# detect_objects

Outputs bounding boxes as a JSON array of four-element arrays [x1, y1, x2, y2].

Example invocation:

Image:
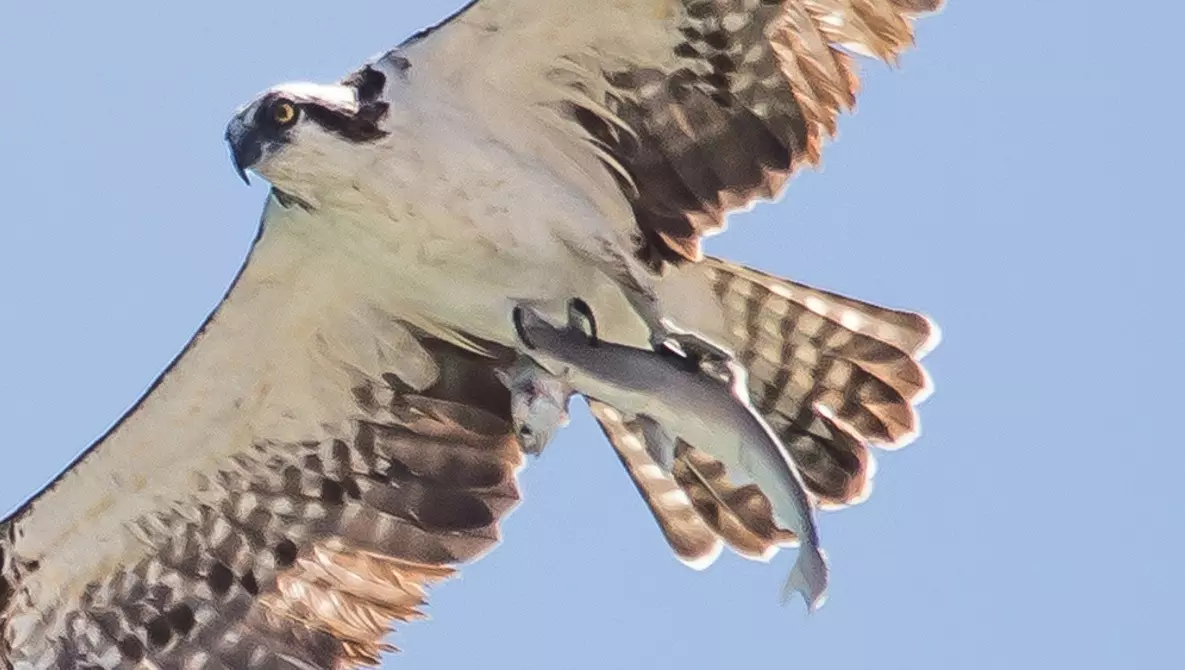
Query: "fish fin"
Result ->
[[782, 546, 830, 612]]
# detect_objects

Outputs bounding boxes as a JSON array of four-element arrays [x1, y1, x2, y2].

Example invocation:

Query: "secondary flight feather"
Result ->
[[0, 1, 944, 667]]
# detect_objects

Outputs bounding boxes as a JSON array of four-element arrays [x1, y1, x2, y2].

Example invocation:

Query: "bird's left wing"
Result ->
[[0, 197, 524, 669], [400, 0, 942, 265]]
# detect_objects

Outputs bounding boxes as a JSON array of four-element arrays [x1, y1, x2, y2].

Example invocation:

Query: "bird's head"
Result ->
[[224, 61, 397, 208]]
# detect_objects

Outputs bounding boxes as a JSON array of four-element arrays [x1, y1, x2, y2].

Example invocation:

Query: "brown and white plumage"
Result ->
[[402, 0, 943, 266], [599, 258, 938, 565], [0, 200, 527, 668], [2, 0, 943, 667]]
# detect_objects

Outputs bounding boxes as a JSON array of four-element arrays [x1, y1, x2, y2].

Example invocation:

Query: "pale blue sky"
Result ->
[[0, 2, 1180, 668]]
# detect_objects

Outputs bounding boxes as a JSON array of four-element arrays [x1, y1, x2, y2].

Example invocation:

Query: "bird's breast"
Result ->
[[291, 112, 647, 350]]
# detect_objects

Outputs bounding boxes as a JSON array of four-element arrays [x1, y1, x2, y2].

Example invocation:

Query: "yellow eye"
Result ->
[[272, 100, 297, 126]]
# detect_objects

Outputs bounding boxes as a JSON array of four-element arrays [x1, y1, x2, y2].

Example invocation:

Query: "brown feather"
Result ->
[[588, 401, 723, 566], [594, 256, 936, 560], [590, 403, 797, 568], [703, 257, 936, 506], [553, 0, 944, 265], [0, 338, 524, 670]]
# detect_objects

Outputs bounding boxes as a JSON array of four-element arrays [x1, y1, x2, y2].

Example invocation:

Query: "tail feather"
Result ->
[[771, 407, 874, 508], [590, 403, 797, 568], [745, 350, 916, 445], [589, 401, 723, 568], [616, 255, 937, 565], [701, 258, 940, 358], [696, 256, 937, 502], [672, 444, 799, 561]]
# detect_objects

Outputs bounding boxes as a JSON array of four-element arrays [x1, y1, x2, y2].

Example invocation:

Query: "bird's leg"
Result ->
[[628, 286, 736, 366], [582, 236, 735, 364]]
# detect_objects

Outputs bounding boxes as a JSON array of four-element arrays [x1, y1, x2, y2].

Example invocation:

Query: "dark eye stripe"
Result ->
[[300, 102, 390, 143], [343, 65, 388, 103]]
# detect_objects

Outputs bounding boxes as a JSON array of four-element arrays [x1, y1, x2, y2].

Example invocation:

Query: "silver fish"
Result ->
[[513, 301, 829, 610], [495, 356, 573, 456]]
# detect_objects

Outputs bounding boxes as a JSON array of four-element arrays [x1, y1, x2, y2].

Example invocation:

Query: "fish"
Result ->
[[512, 300, 830, 611], [495, 357, 573, 456]]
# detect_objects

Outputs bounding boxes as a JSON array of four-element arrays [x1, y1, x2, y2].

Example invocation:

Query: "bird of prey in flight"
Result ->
[[0, 1, 944, 667]]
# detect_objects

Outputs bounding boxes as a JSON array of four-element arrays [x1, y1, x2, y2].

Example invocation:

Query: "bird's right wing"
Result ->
[[399, 0, 944, 265], [1, 195, 524, 670]]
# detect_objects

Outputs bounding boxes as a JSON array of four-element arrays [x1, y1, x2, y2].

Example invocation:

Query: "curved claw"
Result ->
[[666, 332, 734, 365], [658, 342, 699, 372], [566, 298, 598, 345], [511, 305, 537, 350]]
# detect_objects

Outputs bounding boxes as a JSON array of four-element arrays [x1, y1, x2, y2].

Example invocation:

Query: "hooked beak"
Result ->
[[225, 116, 261, 185]]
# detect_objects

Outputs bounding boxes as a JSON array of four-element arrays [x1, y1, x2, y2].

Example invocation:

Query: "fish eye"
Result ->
[[270, 99, 298, 127]]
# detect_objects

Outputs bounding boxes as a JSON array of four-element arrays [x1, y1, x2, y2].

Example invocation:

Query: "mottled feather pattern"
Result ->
[[0, 0, 948, 664], [705, 258, 936, 505], [588, 401, 724, 566], [670, 443, 799, 559], [594, 257, 935, 561], [0, 340, 522, 670], [563, 0, 942, 264], [591, 402, 797, 566]]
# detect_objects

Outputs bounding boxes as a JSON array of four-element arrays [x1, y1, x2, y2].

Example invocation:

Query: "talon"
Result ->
[[512, 305, 537, 350], [668, 332, 734, 365], [567, 298, 598, 345], [646, 331, 698, 373], [648, 327, 676, 353]]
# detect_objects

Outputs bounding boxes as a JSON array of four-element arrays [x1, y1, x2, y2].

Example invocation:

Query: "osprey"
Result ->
[[0, 0, 943, 667]]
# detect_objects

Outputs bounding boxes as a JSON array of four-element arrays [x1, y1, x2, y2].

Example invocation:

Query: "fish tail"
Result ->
[[782, 546, 829, 612]]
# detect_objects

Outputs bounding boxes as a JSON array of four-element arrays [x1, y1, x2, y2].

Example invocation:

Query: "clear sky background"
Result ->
[[0, 2, 1180, 669]]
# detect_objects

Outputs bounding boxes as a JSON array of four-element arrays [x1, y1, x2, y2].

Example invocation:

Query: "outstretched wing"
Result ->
[[403, 0, 943, 265], [0, 196, 524, 669]]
